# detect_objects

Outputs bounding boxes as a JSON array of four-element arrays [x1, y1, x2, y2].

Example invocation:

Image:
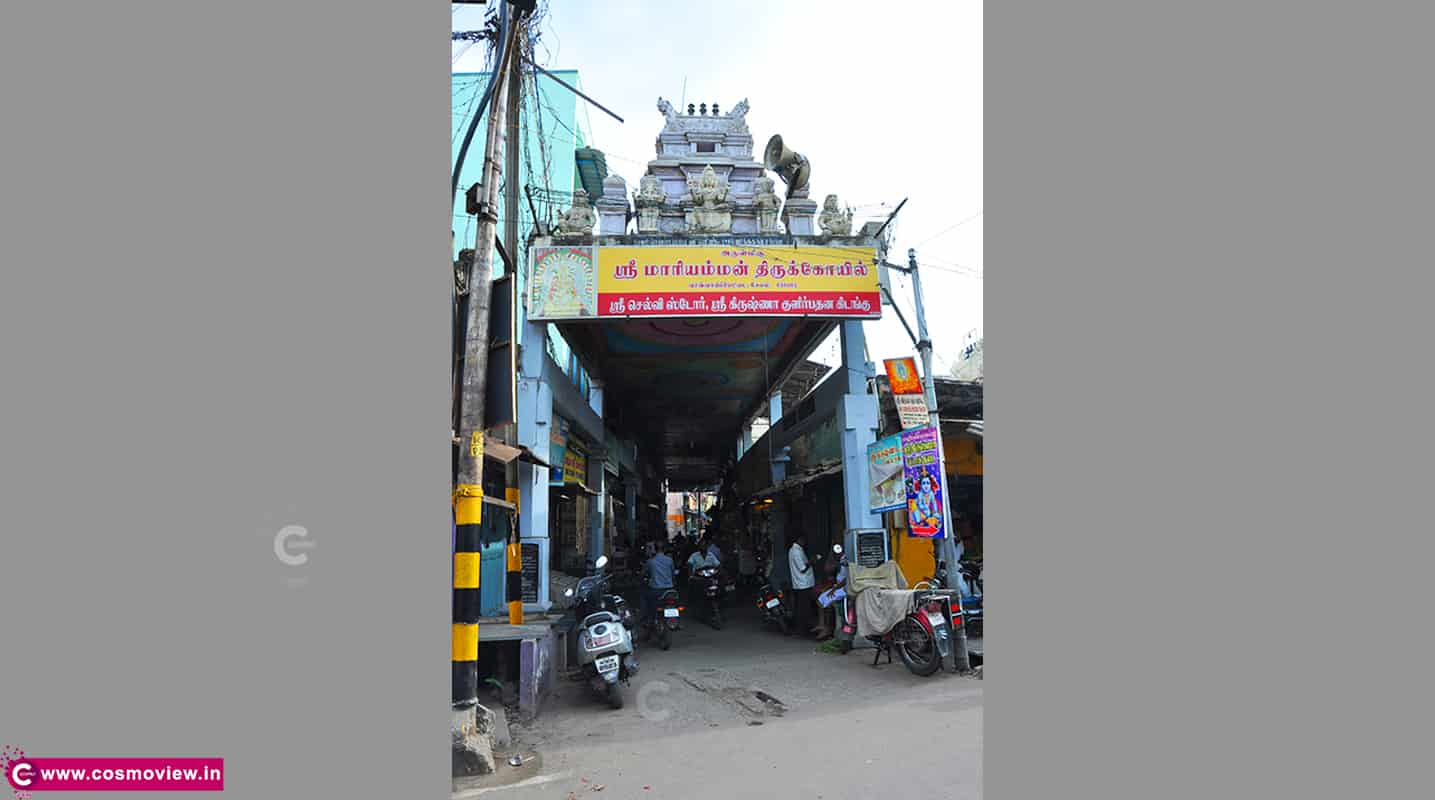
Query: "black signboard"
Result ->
[[855, 529, 888, 568], [520, 542, 540, 604]]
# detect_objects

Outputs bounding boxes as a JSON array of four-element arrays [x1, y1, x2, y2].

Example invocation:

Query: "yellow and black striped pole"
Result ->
[[505, 488, 524, 624], [506, 538, 523, 624], [453, 469, 483, 706]]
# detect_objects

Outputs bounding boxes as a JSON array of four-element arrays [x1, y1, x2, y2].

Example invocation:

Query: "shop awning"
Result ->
[[483, 439, 553, 469], [563, 480, 600, 496], [753, 461, 844, 498], [481, 495, 517, 512]]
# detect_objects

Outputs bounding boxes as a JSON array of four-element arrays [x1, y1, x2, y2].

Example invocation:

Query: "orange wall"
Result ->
[[943, 436, 983, 476]]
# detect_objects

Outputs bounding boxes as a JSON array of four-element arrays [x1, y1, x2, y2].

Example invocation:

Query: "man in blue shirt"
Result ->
[[641, 539, 675, 634]]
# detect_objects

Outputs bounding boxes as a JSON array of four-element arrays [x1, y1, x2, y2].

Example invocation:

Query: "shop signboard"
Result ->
[[519, 542, 540, 604], [549, 420, 568, 487], [563, 442, 588, 486], [867, 433, 906, 513], [901, 425, 947, 539], [527, 243, 881, 321], [884, 356, 930, 430]]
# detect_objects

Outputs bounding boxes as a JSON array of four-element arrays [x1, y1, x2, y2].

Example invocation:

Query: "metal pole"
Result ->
[[908, 248, 972, 673], [454, 13, 519, 709]]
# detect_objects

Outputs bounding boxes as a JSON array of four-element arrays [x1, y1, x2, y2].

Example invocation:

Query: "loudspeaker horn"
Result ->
[[763, 134, 811, 199]]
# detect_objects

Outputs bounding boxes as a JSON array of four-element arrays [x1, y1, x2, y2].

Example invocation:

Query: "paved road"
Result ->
[[454, 602, 982, 799]]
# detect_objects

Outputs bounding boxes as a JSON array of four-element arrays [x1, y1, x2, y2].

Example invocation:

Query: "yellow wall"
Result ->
[[888, 513, 937, 585], [944, 436, 983, 476]]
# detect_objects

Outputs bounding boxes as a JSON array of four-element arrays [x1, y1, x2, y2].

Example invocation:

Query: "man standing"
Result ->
[[641, 540, 675, 636], [788, 533, 815, 636]]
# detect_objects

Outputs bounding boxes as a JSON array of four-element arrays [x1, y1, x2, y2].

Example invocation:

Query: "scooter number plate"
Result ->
[[765, 598, 781, 609], [595, 655, 619, 674], [663, 608, 680, 618]]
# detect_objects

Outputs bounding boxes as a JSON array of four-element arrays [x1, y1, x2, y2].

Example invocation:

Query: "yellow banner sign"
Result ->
[[528, 244, 880, 320]]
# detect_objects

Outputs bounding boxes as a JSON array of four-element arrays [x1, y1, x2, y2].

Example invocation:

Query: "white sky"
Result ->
[[454, 0, 982, 376]]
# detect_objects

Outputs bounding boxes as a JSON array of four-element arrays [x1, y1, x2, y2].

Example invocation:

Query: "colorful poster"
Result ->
[[548, 421, 567, 487], [563, 442, 588, 485], [867, 433, 906, 513], [884, 357, 923, 394], [885, 357, 931, 430], [528, 243, 881, 320], [529, 246, 598, 320], [901, 426, 946, 539]]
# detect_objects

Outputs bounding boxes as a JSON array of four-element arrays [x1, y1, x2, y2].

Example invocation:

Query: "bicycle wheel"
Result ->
[[895, 618, 942, 676]]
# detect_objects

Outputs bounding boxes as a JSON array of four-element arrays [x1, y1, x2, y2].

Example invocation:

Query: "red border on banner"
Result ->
[[596, 291, 881, 318]]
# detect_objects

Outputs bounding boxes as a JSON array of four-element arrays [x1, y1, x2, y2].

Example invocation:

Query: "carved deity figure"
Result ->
[[727, 98, 750, 118], [555, 190, 596, 236], [656, 96, 678, 123], [753, 176, 782, 234], [683, 165, 732, 234], [818, 193, 853, 237], [634, 174, 665, 234]]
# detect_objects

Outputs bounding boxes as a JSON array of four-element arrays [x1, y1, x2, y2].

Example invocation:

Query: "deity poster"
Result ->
[[901, 425, 946, 539]]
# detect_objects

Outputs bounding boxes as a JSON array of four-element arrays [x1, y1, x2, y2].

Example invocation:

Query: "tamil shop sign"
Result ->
[[527, 244, 881, 320], [884, 356, 931, 430], [562, 441, 588, 485], [866, 433, 906, 514], [901, 426, 947, 539], [866, 425, 951, 539]]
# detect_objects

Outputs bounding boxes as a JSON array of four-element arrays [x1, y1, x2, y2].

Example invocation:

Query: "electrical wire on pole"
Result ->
[[907, 247, 973, 674], [453, 0, 522, 713]]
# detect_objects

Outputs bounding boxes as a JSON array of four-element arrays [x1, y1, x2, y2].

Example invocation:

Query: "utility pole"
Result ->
[[453, 9, 520, 712], [908, 247, 973, 673], [501, 24, 525, 626]]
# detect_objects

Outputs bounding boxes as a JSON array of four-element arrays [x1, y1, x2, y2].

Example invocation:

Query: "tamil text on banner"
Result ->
[[563, 441, 588, 485], [901, 425, 946, 539], [549, 420, 567, 487], [528, 243, 881, 320], [884, 356, 931, 429], [867, 433, 906, 513]]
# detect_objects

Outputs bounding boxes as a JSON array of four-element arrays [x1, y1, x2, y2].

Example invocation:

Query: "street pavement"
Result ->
[[453, 600, 982, 799]]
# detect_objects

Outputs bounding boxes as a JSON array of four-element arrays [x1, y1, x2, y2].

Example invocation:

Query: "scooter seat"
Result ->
[[582, 611, 620, 628]]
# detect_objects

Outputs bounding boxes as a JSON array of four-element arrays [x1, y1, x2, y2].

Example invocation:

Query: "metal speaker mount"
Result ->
[[763, 134, 811, 199]]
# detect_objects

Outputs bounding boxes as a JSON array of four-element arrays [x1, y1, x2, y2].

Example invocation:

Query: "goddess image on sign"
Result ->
[[530, 248, 596, 319]]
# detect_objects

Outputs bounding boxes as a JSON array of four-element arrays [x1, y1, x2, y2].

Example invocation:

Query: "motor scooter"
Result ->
[[956, 559, 983, 638], [563, 556, 636, 709]]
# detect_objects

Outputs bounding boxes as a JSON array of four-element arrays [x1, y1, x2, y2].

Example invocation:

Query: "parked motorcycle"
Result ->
[[643, 588, 683, 651], [858, 563, 959, 677], [956, 559, 983, 638], [693, 565, 725, 629], [756, 582, 791, 635], [563, 555, 636, 709]]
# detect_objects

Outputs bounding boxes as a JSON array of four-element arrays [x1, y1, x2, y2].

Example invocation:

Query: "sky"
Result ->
[[453, 0, 982, 376]]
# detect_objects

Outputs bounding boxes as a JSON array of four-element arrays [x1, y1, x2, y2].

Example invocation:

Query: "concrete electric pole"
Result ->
[[454, 6, 520, 713], [908, 247, 973, 673]]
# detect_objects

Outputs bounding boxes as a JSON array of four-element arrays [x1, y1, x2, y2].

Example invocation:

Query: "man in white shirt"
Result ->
[[787, 533, 815, 636]]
